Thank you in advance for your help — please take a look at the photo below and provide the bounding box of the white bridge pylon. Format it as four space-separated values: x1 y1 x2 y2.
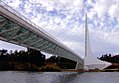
0 1 84 69
84 14 112 70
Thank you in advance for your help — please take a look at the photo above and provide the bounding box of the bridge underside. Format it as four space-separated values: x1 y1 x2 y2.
0 2 84 69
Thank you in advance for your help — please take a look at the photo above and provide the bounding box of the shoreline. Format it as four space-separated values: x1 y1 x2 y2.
0 61 119 72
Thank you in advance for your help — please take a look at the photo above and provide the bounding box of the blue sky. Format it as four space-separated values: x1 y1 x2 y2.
1 0 119 58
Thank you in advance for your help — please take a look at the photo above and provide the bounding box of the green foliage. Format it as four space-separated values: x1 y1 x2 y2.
0 61 40 71
46 56 77 69
40 64 61 72
0 48 78 71
0 48 46 71
99 54 119 63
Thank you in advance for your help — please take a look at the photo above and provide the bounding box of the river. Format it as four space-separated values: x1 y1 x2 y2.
0 71 119 83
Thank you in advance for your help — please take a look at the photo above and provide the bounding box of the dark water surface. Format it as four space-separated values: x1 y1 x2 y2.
0 71 119 83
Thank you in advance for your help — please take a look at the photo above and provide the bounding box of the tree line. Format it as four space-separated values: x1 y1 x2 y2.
99 54 119 63
2 48 119 70
0 48 77 70
0 48 45 67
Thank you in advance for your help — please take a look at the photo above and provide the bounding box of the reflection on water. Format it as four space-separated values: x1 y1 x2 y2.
0 71 119 83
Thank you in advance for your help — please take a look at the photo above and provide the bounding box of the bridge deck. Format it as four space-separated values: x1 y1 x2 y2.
0 1 84 69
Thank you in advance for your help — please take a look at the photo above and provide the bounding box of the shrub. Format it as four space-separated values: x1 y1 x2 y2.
40 64 61 72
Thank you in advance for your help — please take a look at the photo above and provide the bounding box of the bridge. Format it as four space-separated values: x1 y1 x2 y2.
0 1 84 69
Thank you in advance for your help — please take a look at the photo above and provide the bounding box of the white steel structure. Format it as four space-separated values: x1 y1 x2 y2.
0 1 84 69
84 14 111 70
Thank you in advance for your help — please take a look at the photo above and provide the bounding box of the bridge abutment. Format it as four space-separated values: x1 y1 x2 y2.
75 62 84 70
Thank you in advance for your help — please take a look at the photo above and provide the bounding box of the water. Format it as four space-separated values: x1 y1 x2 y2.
0 71 119 83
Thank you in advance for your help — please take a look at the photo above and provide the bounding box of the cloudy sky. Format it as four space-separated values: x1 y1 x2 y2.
1 0 119 58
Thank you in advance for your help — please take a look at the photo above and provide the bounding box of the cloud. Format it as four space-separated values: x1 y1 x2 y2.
3 0 20 8
92 0 112 17
108 3 119 19
88 23 119 57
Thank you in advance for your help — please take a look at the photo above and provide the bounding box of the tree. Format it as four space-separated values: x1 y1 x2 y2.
0 49 7 56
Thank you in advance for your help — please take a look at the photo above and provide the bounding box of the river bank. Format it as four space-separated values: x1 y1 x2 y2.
0 61 62 72
1 61 119 72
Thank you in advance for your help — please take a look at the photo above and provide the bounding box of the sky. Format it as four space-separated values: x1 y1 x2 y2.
1 0 119 58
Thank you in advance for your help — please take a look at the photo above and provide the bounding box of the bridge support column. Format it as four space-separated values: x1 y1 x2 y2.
75 62 84 70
